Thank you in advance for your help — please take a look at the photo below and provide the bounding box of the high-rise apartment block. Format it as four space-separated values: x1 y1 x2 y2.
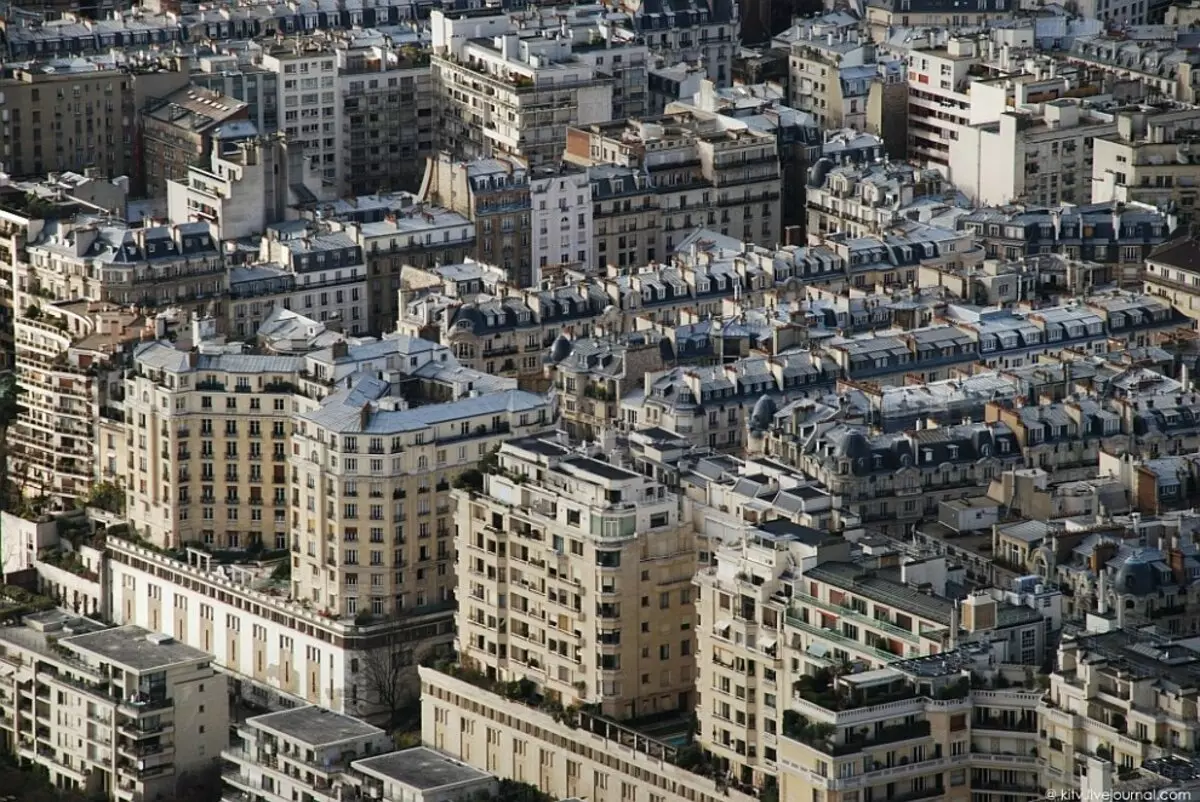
695 527 1057 786
454 436 698 720
339 33 435 195
261 41 344 191
0 614 228 800
291 386 553 619
429 10 636 168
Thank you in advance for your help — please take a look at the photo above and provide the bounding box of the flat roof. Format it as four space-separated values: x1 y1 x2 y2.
61 625 210 671
354 747 493 790
249 705 384 747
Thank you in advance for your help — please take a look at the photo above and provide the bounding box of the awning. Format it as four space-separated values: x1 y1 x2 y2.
807 642 829 657
760 637 777 652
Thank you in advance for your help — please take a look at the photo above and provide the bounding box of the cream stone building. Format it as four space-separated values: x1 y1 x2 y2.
695 526 1056 788
291 386 553 620
1041 626 1200 793
453 435 698 721
105 533 455 715
420 665 758 802
0 614 228 801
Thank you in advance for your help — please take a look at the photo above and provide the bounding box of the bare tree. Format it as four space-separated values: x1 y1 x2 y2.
359 634 415 726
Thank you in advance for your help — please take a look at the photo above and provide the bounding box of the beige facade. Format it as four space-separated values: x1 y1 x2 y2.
1041 632 1194 793
291 388 553 620
566 115 783 252
8 302 142 508
694 528 1054 789
420 665 758 802
1091 107 1200 226
0 617 228 801
453 437 698 721
224 708 496 802
0 60 179 182
124 341 304 551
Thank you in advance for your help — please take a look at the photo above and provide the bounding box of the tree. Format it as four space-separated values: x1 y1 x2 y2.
85 480 125 515
359 633 415 725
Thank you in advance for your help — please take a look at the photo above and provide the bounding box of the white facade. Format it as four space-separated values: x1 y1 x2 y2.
0 616 229 800
430 11 615 166
262 46 344 190
897 37 981 168
166 137 289 240
530 168 594 280
105 536 453 714
0 511 57 577
951 99 1117 206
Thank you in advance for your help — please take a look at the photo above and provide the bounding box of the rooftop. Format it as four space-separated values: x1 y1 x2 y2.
61 625 210 671
249 705 385 747
354 747 493 789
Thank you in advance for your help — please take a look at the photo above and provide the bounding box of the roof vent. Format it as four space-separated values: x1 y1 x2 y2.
146 633 174 645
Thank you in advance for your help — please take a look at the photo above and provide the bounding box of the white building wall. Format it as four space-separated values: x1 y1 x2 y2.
265 51 345 192
107 545 354 712
531 171 594 280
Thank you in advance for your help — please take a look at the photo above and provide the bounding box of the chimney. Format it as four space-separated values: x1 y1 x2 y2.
1169 546 1187 586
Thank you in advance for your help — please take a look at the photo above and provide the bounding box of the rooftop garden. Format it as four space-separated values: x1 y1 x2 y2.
0 585 58 618
432 658 584 728
37 549 99 582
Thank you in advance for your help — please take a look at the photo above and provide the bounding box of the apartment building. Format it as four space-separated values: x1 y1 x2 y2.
420 154 534 288
223 707 496 802
669 80 823 235
589 165 660 271
0 614 228 801
695 528 1052 790
8 301 145 508
624 351 839 451
952 99 1117 207
1091 106 1200 225
622 0 738 86
222 705 391 801
166 135 294 241
429 10 615 168
420 664 757 802
1143 230 1200 319
262 40 343 190
1042 628 1200 793
781 27 882 131
123 340 304 552
21 214 225 319
530 164 593 280
140 86 251 199
806 160 963 238
547 335 667 442
339 35 435 194
1067 35 1200 105
776 654 1043 802
1 0 419 60
0 55 188 182
565 114 783 251
863 0 1013 39
959 201 1174 287
190 52 281 135
291 386 554 620
335 198 476 332
898 36 986 168
105 530 456 715
453 436 698 721
251 224 370 332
